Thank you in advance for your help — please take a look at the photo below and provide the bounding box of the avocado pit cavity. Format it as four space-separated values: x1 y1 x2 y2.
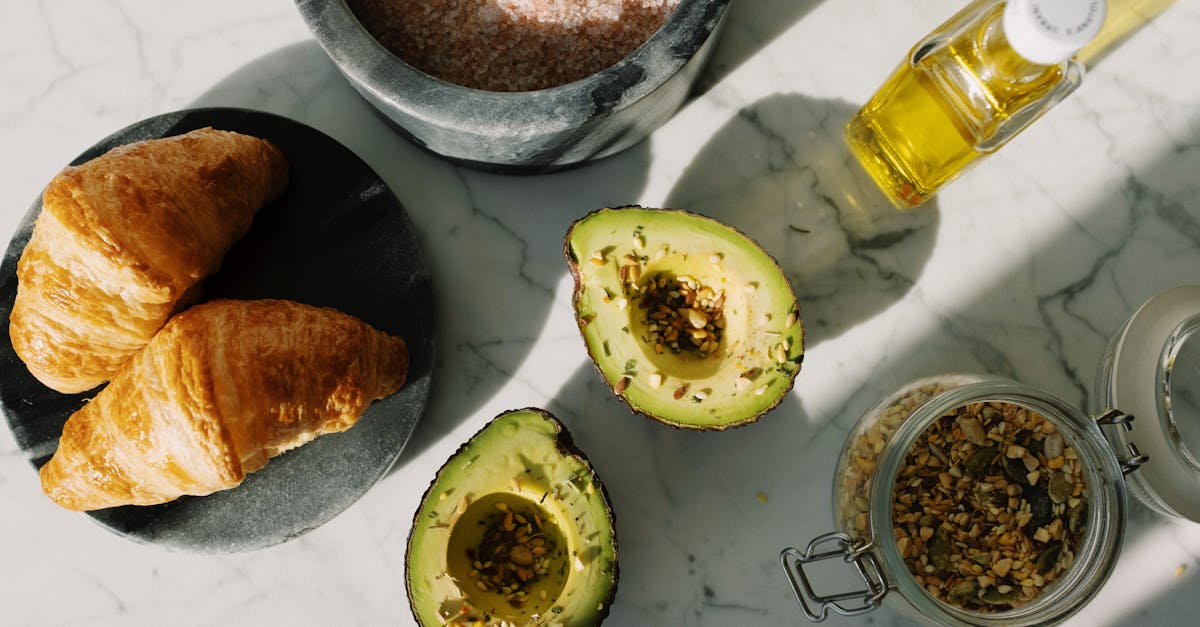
446 493 569 621
635 272 725 356
566 207 804 429
617 250 747 383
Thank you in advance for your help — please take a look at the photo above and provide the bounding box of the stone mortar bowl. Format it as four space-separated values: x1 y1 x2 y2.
296 0 732 173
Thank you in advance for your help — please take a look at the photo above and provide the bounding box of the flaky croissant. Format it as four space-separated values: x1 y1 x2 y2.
10 128 289 393
39 299 408 511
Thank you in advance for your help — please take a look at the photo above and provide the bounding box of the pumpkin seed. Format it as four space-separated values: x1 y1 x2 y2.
1027 485 1054 529
980 585 1021 605
1004 457 1028 484
1048 471 1072 504
1036 543 1063 575
947 580 976 604
965 446 998 476
1068 502 1087 536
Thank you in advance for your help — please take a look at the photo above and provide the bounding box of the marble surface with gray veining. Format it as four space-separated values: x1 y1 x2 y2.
3 0 1200 625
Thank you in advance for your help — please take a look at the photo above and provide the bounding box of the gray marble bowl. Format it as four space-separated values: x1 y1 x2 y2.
296 0 731 173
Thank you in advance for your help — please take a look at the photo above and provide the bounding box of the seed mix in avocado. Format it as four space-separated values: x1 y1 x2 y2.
565 206 803 430
406 409 617 626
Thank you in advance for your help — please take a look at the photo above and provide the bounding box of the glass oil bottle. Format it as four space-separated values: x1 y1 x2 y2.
846 0 1107 208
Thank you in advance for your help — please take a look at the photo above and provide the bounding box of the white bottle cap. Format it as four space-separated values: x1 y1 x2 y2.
1003 0 1107 64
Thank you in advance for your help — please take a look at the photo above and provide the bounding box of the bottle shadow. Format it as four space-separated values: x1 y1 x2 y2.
185 40 653 471
664 92 940 349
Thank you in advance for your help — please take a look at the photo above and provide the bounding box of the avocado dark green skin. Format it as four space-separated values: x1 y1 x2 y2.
405 407 619 626
564 206 804 431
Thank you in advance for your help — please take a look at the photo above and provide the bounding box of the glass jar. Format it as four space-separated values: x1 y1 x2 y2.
781 286 1200 625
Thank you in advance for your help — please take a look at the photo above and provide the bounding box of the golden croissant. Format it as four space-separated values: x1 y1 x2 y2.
39 299 409 511
10 128 289 393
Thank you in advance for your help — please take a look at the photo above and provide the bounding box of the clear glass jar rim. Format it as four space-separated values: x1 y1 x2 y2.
1098 285 1200 521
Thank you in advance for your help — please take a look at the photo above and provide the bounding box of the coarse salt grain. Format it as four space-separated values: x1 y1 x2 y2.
348 0 680 92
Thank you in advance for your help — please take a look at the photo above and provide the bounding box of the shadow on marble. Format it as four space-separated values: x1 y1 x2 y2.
545 362 830 625
544 112 1200 623
783 124 1200 622
389 141 655 469
696 0 826 96
665 92 939 349
916 138 1200 622
188 40 655 470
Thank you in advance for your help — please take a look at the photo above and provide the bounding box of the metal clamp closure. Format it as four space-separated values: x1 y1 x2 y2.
1095 408 1150 475
779 532 889 622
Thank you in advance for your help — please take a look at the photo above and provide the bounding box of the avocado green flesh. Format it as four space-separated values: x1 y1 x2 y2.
407 409 617 626
567 207 803 429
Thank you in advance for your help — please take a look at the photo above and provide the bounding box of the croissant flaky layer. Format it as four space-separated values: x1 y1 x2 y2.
38 299 409 511
10 128 289 393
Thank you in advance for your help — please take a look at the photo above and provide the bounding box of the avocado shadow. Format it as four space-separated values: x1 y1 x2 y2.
186 40 653 471
664 92 939 349
544 362 841 625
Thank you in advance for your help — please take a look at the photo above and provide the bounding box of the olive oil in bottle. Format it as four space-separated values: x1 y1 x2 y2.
846 0 1107 208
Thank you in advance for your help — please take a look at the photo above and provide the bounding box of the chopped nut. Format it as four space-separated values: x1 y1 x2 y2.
960 416 987 446
614 376 630 395
1043 433 1064 459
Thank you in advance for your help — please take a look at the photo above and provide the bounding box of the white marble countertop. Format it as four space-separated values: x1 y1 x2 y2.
4 0 1200 625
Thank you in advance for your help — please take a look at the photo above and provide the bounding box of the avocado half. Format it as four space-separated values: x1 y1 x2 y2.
565 206 803 430
406 408 618 626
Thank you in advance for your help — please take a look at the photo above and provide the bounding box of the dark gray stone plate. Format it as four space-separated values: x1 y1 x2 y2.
0 108 435 553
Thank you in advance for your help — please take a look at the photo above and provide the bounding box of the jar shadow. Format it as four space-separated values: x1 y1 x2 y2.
186 40 653 472
664 92 940 349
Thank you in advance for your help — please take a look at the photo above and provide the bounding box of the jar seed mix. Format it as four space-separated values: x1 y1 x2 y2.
889 400 1088 612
